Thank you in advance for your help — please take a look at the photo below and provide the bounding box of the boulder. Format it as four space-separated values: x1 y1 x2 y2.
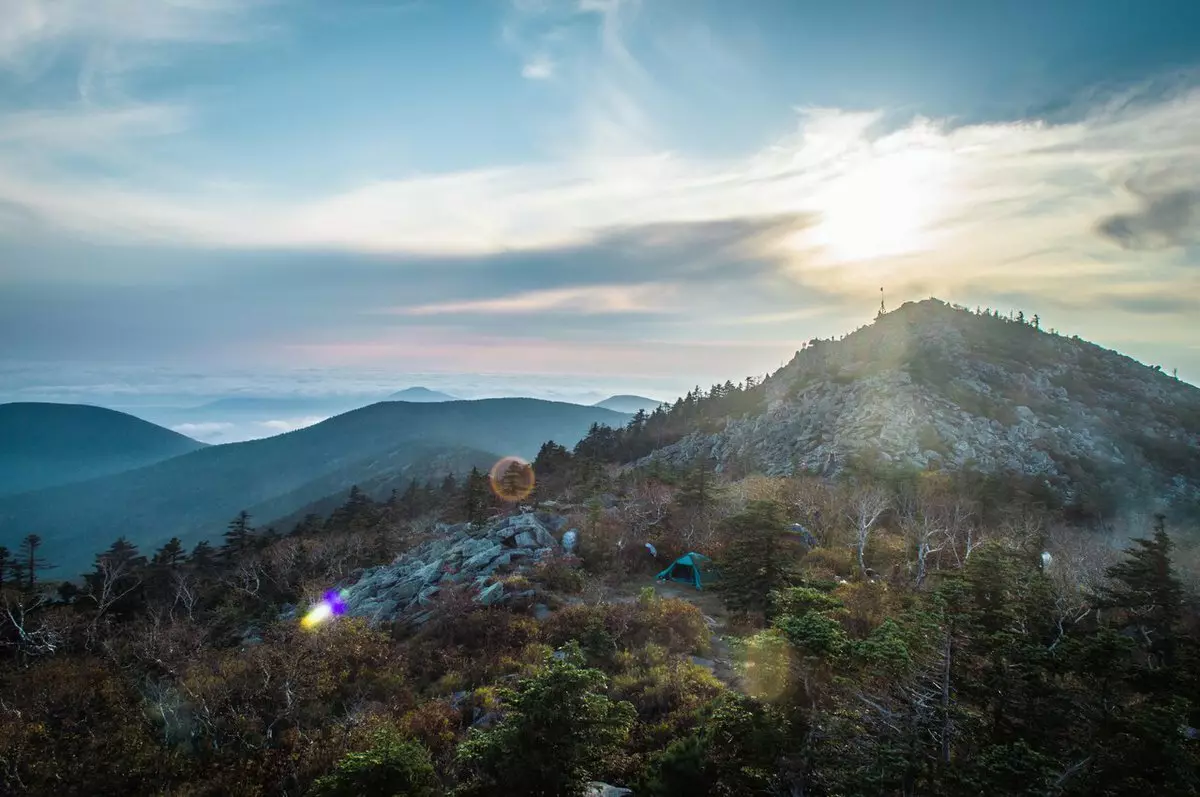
463 543 505 571
477 581 505 605
585 783 633 797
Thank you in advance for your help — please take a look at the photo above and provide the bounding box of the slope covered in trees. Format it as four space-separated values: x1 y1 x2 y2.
0 398 626 575
0 402 205 496
1 442 1197 795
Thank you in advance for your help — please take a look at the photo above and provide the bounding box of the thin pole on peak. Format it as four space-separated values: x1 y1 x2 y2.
877 287 887 318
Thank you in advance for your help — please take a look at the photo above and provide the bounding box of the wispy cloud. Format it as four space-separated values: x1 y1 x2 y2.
0 0 264 72
521 54 555 79
170 421 233 438
396 284 669 316
258 416 327 434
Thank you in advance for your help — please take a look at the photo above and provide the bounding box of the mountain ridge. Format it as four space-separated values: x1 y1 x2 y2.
0 398 627 575
0 402 206 496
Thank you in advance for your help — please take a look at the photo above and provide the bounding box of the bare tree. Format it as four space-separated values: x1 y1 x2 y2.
0 589 63 657
224 558 264 600
83 550 144 629
171 569 200 620
845 486 890 579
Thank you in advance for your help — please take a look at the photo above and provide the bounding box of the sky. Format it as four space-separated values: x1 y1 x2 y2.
1 0 1199 430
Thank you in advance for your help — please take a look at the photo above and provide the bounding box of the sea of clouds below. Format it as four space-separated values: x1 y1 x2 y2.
0 362 688 443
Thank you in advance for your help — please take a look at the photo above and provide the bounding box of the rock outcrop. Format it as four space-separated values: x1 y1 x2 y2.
337 513 572 624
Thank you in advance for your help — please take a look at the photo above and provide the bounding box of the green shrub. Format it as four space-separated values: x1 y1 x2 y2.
308 729 440 797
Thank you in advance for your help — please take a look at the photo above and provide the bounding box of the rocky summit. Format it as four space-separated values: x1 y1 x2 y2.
337 512 572 624
648 299 1200 518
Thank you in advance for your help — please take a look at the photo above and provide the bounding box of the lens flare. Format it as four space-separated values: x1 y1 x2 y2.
488 455 535 502
301 590 347 630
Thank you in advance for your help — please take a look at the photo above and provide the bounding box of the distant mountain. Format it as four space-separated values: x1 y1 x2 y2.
0 403 205 496
594 394 664 414
0 398 626 575
388 386 458 402
646 299 1200 520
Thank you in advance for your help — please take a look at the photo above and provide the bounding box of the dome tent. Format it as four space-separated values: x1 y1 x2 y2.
655 552 718 590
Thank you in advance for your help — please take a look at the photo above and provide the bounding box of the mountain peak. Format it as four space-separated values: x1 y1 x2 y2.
593 394 664 414
387 386 458 402
649 299 1200 521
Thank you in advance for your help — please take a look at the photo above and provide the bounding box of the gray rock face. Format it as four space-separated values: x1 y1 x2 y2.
333 513 570 625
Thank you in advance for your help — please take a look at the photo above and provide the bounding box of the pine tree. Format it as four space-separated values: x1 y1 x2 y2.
152 537 185 568
498 459 533 503
190 540 217 573
676 458 720 510
222 510 255 558
18 533 52 591
0 545 9 591
329 485 378 531
717 500 799 618
1098 515 1184 669
464 466 491 524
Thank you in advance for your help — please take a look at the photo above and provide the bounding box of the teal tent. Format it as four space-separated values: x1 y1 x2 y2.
656 552 717 590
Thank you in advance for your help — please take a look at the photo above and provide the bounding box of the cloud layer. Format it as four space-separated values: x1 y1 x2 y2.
1 0 1198 385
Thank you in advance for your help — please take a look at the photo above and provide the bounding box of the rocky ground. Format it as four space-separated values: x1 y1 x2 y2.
335 512 575 625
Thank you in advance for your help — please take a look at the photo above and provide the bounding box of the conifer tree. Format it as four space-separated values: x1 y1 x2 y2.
152 537 185 568
17 534 52 591
717 500 798 618
464 466 491 524
222 510 255 558
1098 515 1184 669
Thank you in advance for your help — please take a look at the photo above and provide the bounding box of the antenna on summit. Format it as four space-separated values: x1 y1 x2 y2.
877 287 887 319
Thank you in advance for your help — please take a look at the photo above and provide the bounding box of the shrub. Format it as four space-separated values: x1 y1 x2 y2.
308 729 441 797
455 645 636 796
531 554 586 594
800 546 856 581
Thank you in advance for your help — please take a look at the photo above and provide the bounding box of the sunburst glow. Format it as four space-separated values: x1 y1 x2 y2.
803 146 953 264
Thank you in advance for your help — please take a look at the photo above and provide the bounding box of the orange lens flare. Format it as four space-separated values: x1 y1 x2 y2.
489 455 535 502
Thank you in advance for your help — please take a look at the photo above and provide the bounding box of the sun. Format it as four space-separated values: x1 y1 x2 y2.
803 147 950 264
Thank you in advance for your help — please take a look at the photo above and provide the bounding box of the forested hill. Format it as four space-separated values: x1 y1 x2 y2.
0 402 205 496
573 299 1200 523
0 398 626 576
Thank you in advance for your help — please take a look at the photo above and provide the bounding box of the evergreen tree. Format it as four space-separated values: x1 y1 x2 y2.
1098 515 1185 671
463 467 491 524
498 459 533 503
456 644 635 796
17 533 52 591
189 540 217 573
399 478 422 520
152 537 185 568
717 500 799 618
329 485 378 532
222 510 255 558
0 545 9 592
676 458 719 510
